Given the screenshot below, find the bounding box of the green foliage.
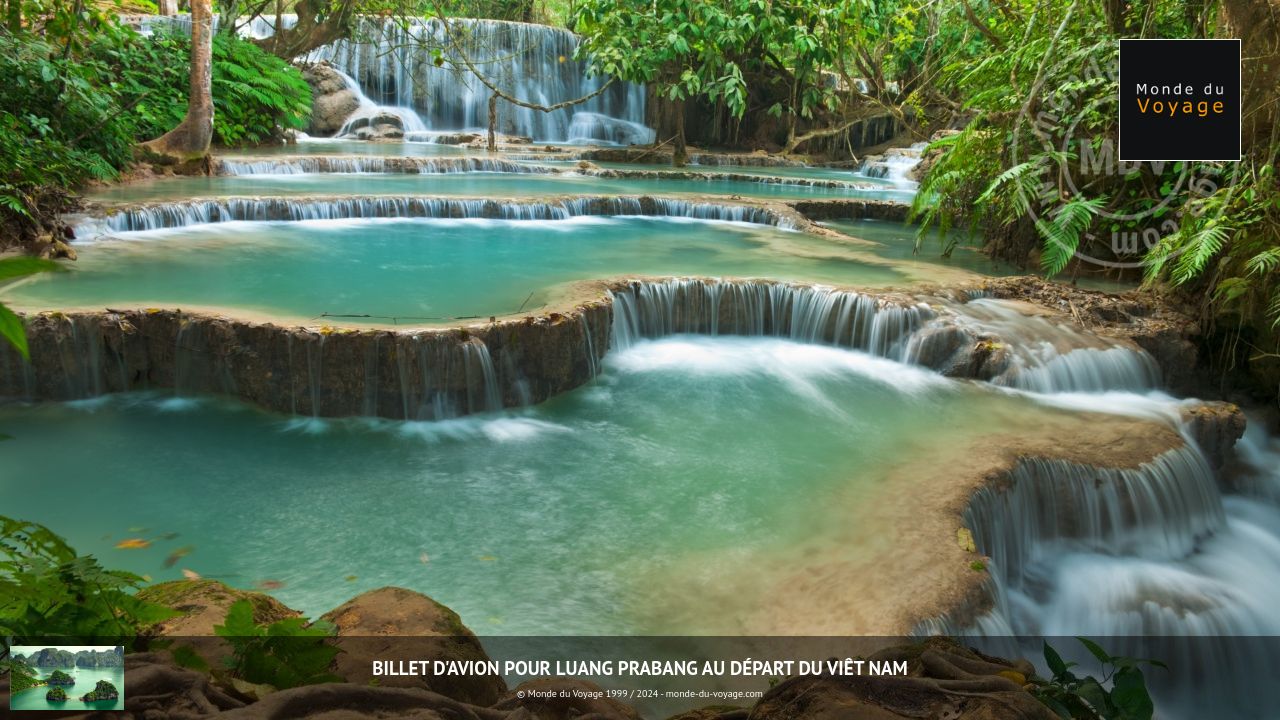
[0,257,62,358]
[908,0,1280,390]
[0,516,177,641]
[3,658,38,692]
[210,34,313,145]
[46,685,68,701]
[572,0,904,131]
[1,18,311,247]
[213,599,342,689]
[90,30,313,147]
[47,669,73,684]
[1031,638,1165,720]
[0,31,136,230]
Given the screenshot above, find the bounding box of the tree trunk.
[157,0,177,16]
[250,0,355,59]
[140,0,214,164]
[673,100,688,167]
[488,92,498,152]
[1220,0,1279,156]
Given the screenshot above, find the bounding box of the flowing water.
[305,17,650,144]
[0,336,1090,635]
[86,171,903,204]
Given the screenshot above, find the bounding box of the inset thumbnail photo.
[7,645,124,711]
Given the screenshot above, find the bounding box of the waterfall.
[608,279,932,360]
[329,66,428,138]
[953,298,1161,393]
[854,142,928,190]
[965,450,1225,593]
[305,17,652,144]
[957,441,1280,720]
[83,196,797,236]
[214,156,559,175]
[461,338,502,414]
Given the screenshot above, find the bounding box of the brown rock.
[320,587,506,706]
[492,678,640,720]
[301,63,361,136]
[1180,401,1247,470]
[137,579,301,671]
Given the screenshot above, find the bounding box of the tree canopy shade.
[571,0,932,156]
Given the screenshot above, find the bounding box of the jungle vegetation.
[0,0,1276,388]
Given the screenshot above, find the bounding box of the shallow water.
[89,171,906,204]
[0,336,1060,634]
[826,219,1139,293]
[3,217,905,322]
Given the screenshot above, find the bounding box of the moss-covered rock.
[137,579,301,670]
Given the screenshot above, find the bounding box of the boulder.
[320,586,507,706]
[137,579,301,670]
[301,63,360,136]
[492,678,640,720]
[346,112,406,140]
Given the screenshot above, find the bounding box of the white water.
[609,279,932,361]
[214,156,557,176]
[80,197,795,236]
[854,142,928,191]
[329,67,428,138]
[306,17,651,144]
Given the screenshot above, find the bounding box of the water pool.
[0,336,1071,634]
[88,171,908,204]
[3,217,905,322]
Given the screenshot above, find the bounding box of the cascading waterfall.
[924,300,1280,719]
[306,17,652,144]
[608,279,932,360]
[854,142,928,190]
[214,156,558,176]
[82,196,796,235]
[328,66,429,138]
[954,298,1161,393]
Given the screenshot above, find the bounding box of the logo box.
[1118,38,1241,162]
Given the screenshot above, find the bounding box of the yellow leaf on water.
[182,568,202,580]
[345,575,358,582]
[116,538,151,549]
[478,555,497,562]
[956,528,976,553]
[164,545,195,568]
[257,579,285,590]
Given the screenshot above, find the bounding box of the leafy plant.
[213,599,341,690]
[0,516,176,641]
[1030,638,1165,720]
[0,257,62,358]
